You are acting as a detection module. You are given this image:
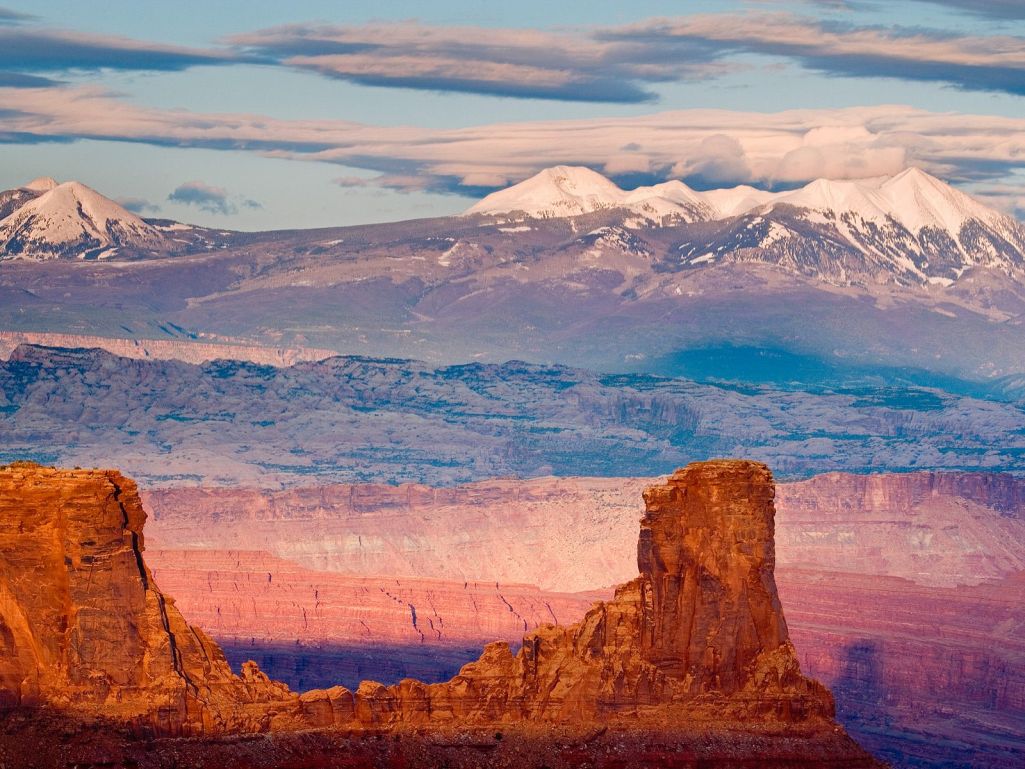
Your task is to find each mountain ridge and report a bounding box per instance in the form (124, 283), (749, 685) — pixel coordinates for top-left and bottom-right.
(465, 165), (1015, 231)
(466, 165), (1025, 285)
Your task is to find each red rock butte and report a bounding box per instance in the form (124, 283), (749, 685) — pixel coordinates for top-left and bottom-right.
(0, 460), (882, 767)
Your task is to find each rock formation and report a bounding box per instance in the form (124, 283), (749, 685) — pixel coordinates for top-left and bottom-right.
(299, 461), (834, 729)
(0, 459), (881, 767)
(0, 462), (301, 734)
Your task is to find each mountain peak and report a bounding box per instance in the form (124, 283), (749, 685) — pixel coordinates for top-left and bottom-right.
(466, 166), (719, 222)
(878, 166), (1000, 234)
(465, 165), (624, 218)
(0, 178), (160, 260)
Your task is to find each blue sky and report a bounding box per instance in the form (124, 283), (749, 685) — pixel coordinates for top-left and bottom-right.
(0, 0), (1022, 228)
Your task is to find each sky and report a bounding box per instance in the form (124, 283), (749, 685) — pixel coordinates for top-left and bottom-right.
(0, 0), (1022, 229)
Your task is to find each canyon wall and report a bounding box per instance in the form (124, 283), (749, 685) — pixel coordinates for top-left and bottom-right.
(0, 460), (881, 768)
(148, 548), (607, 690)
(780, 568), (1025, 769)
(144, 470), (1025, 591)
(144, 470), (1025, 768)
(0, 463), (302, 734)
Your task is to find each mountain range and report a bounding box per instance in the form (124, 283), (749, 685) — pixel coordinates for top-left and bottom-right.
(2, 168), (1025, 391)
(466, 165), (1025, 286)
(4, 167), (1024, 287)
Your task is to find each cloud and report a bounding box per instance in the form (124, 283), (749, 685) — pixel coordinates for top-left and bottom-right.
(0, 11), (1020, 106)
(3, 85), (1025, 206)
(908, 0), (1025, 20)
(605, 13), (1025, 96)
(116, 196), (160, 214)
(226, 15), (1025, 103)
(0, 71), (58, 88)
(972, 183), (1025, 218)
(0, 7), (32, 24)
(227, 21), (725, 104)
(168, 180), (259, 215)
(0, 28), (240, 74)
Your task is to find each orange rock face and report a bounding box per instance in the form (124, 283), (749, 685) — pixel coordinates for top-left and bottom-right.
(0, 463), (300, 735)
(0, 460), (880, 768)
(300, 460), (834, 729)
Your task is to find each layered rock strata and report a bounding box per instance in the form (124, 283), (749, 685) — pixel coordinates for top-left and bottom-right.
(144, 470), (1025, 593)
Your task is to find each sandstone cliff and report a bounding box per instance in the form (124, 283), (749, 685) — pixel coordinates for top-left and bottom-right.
(0, 463), (300, 734)
(0, 460), (881, 768)
(145, 471), (1025, 769)
(299, 461), (834, 729)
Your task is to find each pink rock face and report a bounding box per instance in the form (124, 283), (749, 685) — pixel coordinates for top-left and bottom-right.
(144, 471), (1025, 591)
(779, 568), (1025, 769)
(148, 548), (606, 649)
(775, 471), (1025, 586)
(143, 477), (653, 592)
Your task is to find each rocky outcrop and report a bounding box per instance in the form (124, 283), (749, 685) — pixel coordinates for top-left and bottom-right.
(299, 461), (834, 729)
(0, 463), (301, 735)
(0, 460), (881, 767)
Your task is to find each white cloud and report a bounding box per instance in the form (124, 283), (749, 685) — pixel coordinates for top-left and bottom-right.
(2, 86), (1025, 204)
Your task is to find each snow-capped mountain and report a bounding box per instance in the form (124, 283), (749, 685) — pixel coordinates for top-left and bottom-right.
(464, 166), (713, 224)
(0, 178), (232, 260)
(0, 178), (163, 260)
(676, 168), (1025, 285)
(466, 165), (1025, 286)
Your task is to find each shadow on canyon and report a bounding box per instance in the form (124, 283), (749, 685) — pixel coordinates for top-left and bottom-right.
(219, 640), (498, 693)
(221, 638), (1025, 769)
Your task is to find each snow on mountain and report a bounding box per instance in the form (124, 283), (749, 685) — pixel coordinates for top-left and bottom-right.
(466, 165), (1025, 285)
(467, 165), (1017, 239)
(464, 166), (623, 219)
(0, 179), (163, 260)
(701, 185), (778, 218)
(877, 167), (1006, 234)
(622, 180), (715, 222)
(465, 166), (712, 223)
